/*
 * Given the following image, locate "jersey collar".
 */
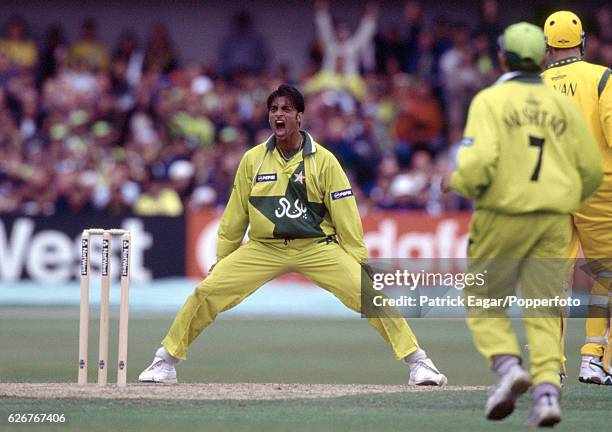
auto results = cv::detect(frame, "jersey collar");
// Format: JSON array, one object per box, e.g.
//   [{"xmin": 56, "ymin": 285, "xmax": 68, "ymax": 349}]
[
  {"xmin": 265, "ymin": 131, "xmax": 317, "ymax": 156},
  {"xmin": 546, "ymin": 57, "xmax": 581, "ymax": 70},
  {"xmin": 495, "ymin": 71, "xmax": 542, "ymax": 85}
]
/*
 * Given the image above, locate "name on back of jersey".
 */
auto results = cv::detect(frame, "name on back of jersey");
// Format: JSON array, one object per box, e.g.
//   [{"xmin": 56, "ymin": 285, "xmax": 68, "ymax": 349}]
[
  {"xmin": 503, "ymin": 101, "xmax": 567, "ymax": 139},
  {"xmin": 551, "ymin": 81, "xmax": 577, "ymax": 96}
]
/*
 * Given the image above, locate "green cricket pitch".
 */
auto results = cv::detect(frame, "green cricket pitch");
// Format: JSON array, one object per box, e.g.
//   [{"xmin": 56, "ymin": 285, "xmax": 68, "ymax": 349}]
[{"xmin": 1, "ymin": 307, "xmax": 610, "ymax": 431}]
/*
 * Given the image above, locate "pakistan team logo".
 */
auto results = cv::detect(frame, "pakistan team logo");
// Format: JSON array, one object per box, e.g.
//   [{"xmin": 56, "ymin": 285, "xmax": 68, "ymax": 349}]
[{"xmin": 275, "ymin": 198, "xmax": 307, "ymax": 219}]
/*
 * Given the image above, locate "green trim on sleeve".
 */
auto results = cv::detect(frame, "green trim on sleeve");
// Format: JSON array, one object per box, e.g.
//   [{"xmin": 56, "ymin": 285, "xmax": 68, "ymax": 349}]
[{"xmin": 598, "ymin": 69, "xmax": 611, "ymax": 99}]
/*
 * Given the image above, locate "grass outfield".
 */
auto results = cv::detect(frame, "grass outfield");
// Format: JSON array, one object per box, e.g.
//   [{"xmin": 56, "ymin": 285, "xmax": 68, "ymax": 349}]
[
  {"xmin": 2, "ymin": 386, "xmax": 611, "ymax": 432},
  {"xmin": 1, "ymin": 307, "xmax": 611, "ymax": 430}
]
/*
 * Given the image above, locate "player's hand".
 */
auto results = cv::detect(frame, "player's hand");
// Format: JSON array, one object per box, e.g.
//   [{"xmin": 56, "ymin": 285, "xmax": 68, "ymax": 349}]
[{"xmin": 440, "ymin": 173, "xmax": 452, "ymax": 193}]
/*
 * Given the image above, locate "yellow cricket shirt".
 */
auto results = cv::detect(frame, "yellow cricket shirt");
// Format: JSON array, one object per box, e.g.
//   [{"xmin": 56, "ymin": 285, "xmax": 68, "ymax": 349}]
[
  {"xmin": 216, "ymin": 131, "xmax": 368, "ymax": 263},
  {"xmin": 451, "ymin": 72, "xmax": 603, "ymax": 214},
  {"xmin": 541, "ymin": 57, "xmax": 612, "ymax": 173},
  {"xmin": 0, "ymin": 40, "xmax": 38, "ymax": 68}
]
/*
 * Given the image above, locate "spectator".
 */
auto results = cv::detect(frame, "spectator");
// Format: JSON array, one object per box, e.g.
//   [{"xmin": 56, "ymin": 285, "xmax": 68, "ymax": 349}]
[
  {"xmin": 67, "ymin": 18, "xmax": 110, "ymax": 73},
  {"xmin": 306, "ymin": 37, "xmax": 324, "ymax": 76},
  {"xmin": 304, "ymin": 0, "xmax": 378, "ymax": 99},
  {"xmin": 93, "ymin": 163, "xmax": 140, "ymax": 215},
  {"xmin": 37, "ymin": 24, "xmax": 68, "ymax": 86},
  {"xmin": 113, "ymin": 30, "xmax": 144, "ymax": 88},
  {"xmin": 432, "ymin": 15, "xmax": 452, "ymax": 58},
  {"xmin": 401, "ymin": 0, "xmax": 423, "ymax": 70},
  {"xmin": 218, "ymin": 11, "xmax": 270, "ymax": 79},
  {"xmin": 370, "ymin": 155, "xmax": 400, "ymax": 208},
  {"xmin": 143, "ymin": 23, "xmax": 179, "ymax": 74},
  {"xmin": 595, "ymin": 5, "xmax": 611, "ymax": 44},
  {"xmin": 0, "ymin": 50, "xmax": 19, "ymax": 90},
  {"xmin": 17, "ymin": 86, "xmax": 39, "ymax": 139},
  {"xmin": 406, "ymin": 30, "xmax": 441, "ymax": 88},
  {"xmin": 0, "ymin": 16, "xmax": 38, "ymax": 70},
  {"xmin": 392, "ymin": 79, "xmax": 444, "ymax": 160},
  {"xmin": 375, "ymin": 25, "xmax": 405, "ymax": 74},
  {"xmin": 167, "ymin": 159, "xmax": 195, "ymax": 203},
  {"xmin": 472, "ymin": 29, "xmax": 497, "ymax": 84},
  {"xmin": 477, "ymin": 0, "xmax": 502, "ymax": 61},
  {"xmin": 387, "ymin": 150, "xmax": 432, "ymax": 210},
  {"xmin": 584, "ymin": 32, "xmax": 603, "ymax": 65},
  {"xmin": 0, "ymin": 180, "xmax": 20, "ymax": 213},
  {"xmin": 54, "ymin": 170, "xmax": 97, "ymax": 214},
  {"xmin": 20, "ymin": 169, "xmax": 58, "ymax": 215},
  {"xmin": 108, "ymin": 56, "xmax": 136, "ymax": 135},
  {"xmin": 207, "ymin": 146, "xmax": 243, "ymax": 204},
  {"xmin": 314, "ymin": 0, "xmax": 379, "ymax": 76},
  {"xmin": 303, "ymin": 61, "xmax": 368, "ymax": 100},
  {"xmin": 188, "ymin": 185, "xmax": 218, "ymax": 211},
  {"xmin": 440, "ymin": 22, "xmax": 483, "ymax": 128},
  {"xmin": 133, "ymin": 173, "xmax": 183, "ymax": 216}
]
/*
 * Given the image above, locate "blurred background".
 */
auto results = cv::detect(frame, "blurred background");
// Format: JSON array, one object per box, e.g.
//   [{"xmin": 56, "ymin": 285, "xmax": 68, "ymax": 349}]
[
  {"xmin": 0, "ymin": 0, "xmax": 609, "ymax": 385},
  {"xmin": 0, "ymin": 0, "xmax": 609, "ymax": 219}
]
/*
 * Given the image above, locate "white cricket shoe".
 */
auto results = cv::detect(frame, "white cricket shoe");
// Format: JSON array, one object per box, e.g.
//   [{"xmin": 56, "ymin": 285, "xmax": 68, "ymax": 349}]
[
  {"xmin": 408, "ymin": 358, "xmax": 447, "ymax": 386},
  {"xmin": 527, "ymin": 393, "xmax": 561, "ymax": 428},
  {"xmin": 485, "ymin": 365, "xmax": 531, "ymax": 420},
  {"xmin": 138, "ymin": 357, "xmax": 178, "ymax": 384},
  {"xmin": 578, "ymin": 355, "xmax": 608, "ymax": 385}
]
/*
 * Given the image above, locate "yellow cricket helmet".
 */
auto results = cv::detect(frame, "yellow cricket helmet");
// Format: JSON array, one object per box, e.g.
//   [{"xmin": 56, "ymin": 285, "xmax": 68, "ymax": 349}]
[{"xmin": 544, "ymin": 11, "xmax": 584, "ymax": 49}]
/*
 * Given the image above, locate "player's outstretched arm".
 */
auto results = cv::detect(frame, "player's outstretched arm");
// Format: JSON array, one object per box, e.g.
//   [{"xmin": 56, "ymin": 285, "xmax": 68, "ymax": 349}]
[
  {"xmin": 216, "ymin": 155, "xmax": 251, "ymax": 261},
  {"xmin": 322, "ymin": 155, "xmax": 368, "ymax": 264},
  {"xmin": 450, "ymin": 92, "xmax": 499, "ymax": 198}
]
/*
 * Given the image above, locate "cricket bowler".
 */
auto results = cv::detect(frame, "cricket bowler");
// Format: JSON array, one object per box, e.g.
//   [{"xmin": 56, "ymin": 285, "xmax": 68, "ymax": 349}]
[
  {"xmin": 541, "ymin": 10, "xmax": 612, "ymax": 386},
  {"xmin": 442, "ymin": 22, "xmax": 602, "ymax": 427},
  {"xmin": 139, "ymin": 84, "xmax": 447, "ymax": 386}
]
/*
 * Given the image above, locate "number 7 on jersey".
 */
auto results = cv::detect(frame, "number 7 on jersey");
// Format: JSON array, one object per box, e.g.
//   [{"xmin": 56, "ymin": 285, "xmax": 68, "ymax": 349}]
[{"xmin": 529, "ymin": 136, "xmax": 545, "ymax": 181}]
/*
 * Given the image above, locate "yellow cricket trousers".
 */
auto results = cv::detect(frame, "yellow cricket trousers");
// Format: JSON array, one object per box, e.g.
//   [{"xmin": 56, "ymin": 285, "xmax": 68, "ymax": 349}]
[
  {"xmin": 465, "ymin": 210, "xmax": 571, "ymax": 387},
  {"xmin": 162, "ymin": 238, "xmax": 419, "ymax": 361},
  {"xmin": 568, "ymin": 175, "xmax": 612, "ymax": 366}
]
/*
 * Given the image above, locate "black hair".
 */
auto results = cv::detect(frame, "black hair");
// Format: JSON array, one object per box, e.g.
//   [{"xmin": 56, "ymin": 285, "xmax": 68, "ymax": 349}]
[
  {"xmin": 266, "ymin": 84, "xmax": 305, "ymax": 113},
  {"xmin": 503, "ymin": 51, "xmax": 542, "ymax": 73}
]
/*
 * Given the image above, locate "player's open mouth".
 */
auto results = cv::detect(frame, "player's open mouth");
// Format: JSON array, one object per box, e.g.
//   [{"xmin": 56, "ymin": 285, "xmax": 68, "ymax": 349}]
[{"xmin": 275, "ymin": 120, "xmax": 285, "ymax": 131}]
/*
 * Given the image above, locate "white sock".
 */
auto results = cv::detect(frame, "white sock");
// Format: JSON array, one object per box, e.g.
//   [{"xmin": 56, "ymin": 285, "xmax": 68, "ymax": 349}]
[
  {"xmin": 403, "ymin": 348, "xmax": 427, "ymax": 365},
  {"xmin": 155, "ymin": 346, "xmax": 181, "ymax": 365}
]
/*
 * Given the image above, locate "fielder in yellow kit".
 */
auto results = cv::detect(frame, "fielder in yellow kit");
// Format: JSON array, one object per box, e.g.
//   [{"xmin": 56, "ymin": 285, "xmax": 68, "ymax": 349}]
[
  {"xmin": 443, "ymin": 23, "xmax": 602, "ymax": 427},
  {"xmin": 541, "ymin": 10, "xmax": 612, "ymax": 385},
  {"xmin": 139, "ymin": 84, "xmax": 447, "ymax": 386}
]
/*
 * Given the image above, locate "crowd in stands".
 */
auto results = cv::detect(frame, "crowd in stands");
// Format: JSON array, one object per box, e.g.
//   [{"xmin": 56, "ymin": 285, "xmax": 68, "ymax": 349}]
[{"xmin": 0, "ymin": 1, "xmax": 610, "ymax": 216}]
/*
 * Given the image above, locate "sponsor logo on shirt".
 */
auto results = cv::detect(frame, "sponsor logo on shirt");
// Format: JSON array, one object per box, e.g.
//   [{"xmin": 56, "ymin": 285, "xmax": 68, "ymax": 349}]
[
  {"xmin": 331, "ymin": 189, "xmax": 353, "ymax": 200},
  {"xmin": 256, "ymin": 173, "xmax": 277, "ymax": 182}
]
